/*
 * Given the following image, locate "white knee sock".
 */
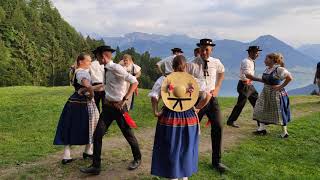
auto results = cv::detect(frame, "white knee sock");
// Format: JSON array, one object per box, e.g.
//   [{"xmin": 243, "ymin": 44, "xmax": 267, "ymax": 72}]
[
  {"xmin": 182, "ymin": 177, "xmax": 188, "ymax": 180},
  {"xmin": 84, "ymin": 144, "xmax": 93, "ymax": 155},
  {"xmin": 63, "ymin": 145, "xmax": 72, "ymax": 159},
  {"xmin": 257, "ymin": 123, "xmax": 266, "ymax": 131}
]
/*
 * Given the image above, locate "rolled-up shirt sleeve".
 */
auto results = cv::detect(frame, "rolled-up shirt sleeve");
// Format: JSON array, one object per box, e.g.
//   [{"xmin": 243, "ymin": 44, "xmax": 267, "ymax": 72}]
[
  {"xmin": 242, "ymin": 61, "xmax": 251, "ymax": 75},
  {"xmin": 148, "ymin": 76, "xmax": 165, "ymax": 100},
  {"xmin": 114, "ymin": 64, "xmax": 138, "ymax": 84},
  {"xmin": 156, "ymin": 58, "xmax": 165, "ymax": 66},
  {"xmin": 217, "ymin": 60, "xmax": 225, "ymax": 73}
]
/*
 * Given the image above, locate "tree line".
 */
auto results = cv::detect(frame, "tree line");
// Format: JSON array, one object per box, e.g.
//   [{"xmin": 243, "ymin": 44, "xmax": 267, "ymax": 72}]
[{"xmin": 0, "ymin": 0, "xmax": 160, "ymax": 88}]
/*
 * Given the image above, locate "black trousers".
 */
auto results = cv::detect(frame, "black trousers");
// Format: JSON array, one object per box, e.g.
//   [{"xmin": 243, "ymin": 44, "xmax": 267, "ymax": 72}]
[
  {"xmin": 227, "ymin": 81, "xmax": 258, "ymax": 123},
  {"xmin": 198, "ymin": 97, "xmax": 223, "ymax": 166},
  {"xmin": 92, "ymin": 104, "xmax": 141, "ymax": 168},
  {"xmin": 93, "ymin": 91, "xmax": 105, "ymax": 112}
]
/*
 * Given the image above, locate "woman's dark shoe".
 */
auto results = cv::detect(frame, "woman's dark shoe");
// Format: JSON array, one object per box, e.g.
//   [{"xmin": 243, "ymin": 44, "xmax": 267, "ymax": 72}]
[
  {"xmin": 128, "ymin": 159, "xmax": 141, "ymax": 170},
  {"xmin": 61, "ymin": 159, "xmax": 73, "ymax": 165},
  {"xmin": 253, "ymin": 129, "xmax": 267, "ymax": 135},
  {"xmin": 80, "ymin": 165, "xmax": 101, "ymax": 175},
  {"xmin": 83, "ymin": 153, "xmax": 94, "ymax": 159},
  {"xmin": 280, "ymin": 133, "xmax": 289, "ymax": 138}
]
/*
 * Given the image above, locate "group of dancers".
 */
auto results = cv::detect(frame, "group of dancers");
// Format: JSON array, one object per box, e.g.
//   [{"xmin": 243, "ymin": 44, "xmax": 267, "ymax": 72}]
[{"xmin": 53, "ymin": 38, "xmax": 293, "ymax": 179}]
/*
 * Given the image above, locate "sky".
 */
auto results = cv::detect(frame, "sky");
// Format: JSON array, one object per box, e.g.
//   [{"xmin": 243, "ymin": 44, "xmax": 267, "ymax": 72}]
[{"xmin": 51, "ymin": 0, "xmax": 320, "ymax": 47}]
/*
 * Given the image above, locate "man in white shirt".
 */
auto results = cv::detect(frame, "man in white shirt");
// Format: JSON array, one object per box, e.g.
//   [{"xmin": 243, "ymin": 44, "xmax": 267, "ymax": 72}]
[
  {"xmin": 81, "ymin": 45, "xmax": 141, "ymax": 175},
  {"xmin": 156, "ymin": 48, "xmax": 183, "ymax": 76},
  {"xmin": 227, "ymin": 46, "xmax": 261, "ymax": 128},
  {"xmin": 89, "ymin": 49, "xmax": 105, "ymax": 112},
  {"xmin": 187, "ymin": 38, "xmax": 228, "ymax": 173}
]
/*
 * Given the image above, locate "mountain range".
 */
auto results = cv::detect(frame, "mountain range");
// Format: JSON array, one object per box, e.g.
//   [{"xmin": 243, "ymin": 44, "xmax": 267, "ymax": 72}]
[
  {"xmin": 103, "ymin": 32, "xmax": 317, "ymax": 70},
  {"xmin": 103, "ymin": 32, "xmax": 318, "ymax": 95}
]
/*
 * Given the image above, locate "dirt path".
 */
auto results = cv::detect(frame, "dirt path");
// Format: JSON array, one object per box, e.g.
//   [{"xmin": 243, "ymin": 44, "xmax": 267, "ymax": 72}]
[{"xmin": 1, "ymin": 97, "xmax": 319, "ymax": 180}]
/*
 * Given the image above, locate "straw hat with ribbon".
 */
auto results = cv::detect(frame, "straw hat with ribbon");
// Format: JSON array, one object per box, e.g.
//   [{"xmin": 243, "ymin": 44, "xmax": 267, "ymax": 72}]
[{"xmin": 161, "ymin": 72, "xmax": 200, "ymax": 112}]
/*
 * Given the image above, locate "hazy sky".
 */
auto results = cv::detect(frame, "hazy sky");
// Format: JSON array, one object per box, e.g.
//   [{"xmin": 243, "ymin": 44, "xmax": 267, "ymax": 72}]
[{"xmin": 51, "ymin": 0, "xmax": 320, "ymax": 47}]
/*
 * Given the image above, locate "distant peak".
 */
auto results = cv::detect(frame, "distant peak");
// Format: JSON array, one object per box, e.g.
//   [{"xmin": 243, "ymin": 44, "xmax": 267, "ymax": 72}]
[{"xmin": 256, "ymin": 35, "xmax": 279, "ymax": 41}]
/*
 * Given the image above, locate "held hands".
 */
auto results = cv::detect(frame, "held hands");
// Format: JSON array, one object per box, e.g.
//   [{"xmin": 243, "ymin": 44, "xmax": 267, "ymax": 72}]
[
  {"xmin": 114, "ymin": 100, "xmax": 126, "ymax": 111},
  {"xmin": 78, "ymin": 88, "xmax": 94, "ymax": 100},
  {"xmin": 78, "ymin": 88, "xmax": 86, "ymax": 95},
  {"xmin": 210, "ymin": 89, "xmax": 219, "ymax": 97},
  {"xmin": 154, "ymin": 110, "xmax": 163, "ymax": 117}
]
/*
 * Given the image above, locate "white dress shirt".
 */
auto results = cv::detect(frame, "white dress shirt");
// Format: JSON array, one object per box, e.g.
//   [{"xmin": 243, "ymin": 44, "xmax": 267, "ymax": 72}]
[
  {"xmin": 239, "ymin": 57, "xmax": 255, "ymax": 81},
  {"xmin": 104, "ymin": 61, "xmax": 138, "ymax": 102},
  {"xmin": 187, "ymin": 57, "xmax": 225, "ymax": 93},
  {"xmin": 156, "ymin": 55, "xmax": 176, "ymax": 74},
  {"xmin": 89, "ymin": 60, "xmax": 105, "ymax": 84}
]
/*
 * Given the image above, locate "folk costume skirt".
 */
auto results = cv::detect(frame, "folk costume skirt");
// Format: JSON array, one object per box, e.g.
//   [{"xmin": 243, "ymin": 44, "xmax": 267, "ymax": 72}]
[
  {"xmin": 253, "ymin": 85, "xmax": 291, "ymax": 125},
  {"xmin": 53, "ymin": 92, "xmax": 99, "ymax": 145},
  {"xmin": 151, "ymin": 108, "xmax": 199, "ymax": 178}
]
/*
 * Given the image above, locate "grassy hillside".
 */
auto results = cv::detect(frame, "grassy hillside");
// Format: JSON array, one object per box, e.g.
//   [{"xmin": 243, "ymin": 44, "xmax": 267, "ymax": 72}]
[{"xmin": 0, "ymin": 86, "xmax": 319, "ymax": 179}]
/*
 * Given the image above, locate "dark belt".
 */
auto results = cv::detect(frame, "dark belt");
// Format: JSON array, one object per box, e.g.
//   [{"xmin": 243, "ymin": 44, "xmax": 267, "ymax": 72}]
[
  {"xmin": 103, "ymin": 99, "xmax": 119, "ymax": 107},
  {"xmin": 92, "ymin": 82, "xmax": 103, "ymax": 86}
]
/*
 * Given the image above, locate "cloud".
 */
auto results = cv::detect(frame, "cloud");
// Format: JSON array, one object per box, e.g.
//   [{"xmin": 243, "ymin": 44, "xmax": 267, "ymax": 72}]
[{"xmin": 51, "ymin": 0, "xmax": 320, "ymax": 46}]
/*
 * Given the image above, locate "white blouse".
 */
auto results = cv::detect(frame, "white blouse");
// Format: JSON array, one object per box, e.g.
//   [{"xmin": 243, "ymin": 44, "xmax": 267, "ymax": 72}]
[
  {"xmin": 264, "ymin": 65, "xmax": 291, "ymax": 80},
  {"xmin": 76, "ymin": 68, "xmax": 91, "ymax": 85}
]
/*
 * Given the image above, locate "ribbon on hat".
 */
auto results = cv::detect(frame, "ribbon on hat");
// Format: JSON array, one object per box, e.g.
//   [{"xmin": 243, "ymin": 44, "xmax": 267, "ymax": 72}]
[{"xmin": 167, "ymin": 97, "xmax": 192, "ymax": 110}]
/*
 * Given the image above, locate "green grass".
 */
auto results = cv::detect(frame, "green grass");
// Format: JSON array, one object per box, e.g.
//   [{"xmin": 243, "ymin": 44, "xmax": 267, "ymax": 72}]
[
  {"xmin": 0, "ymin": 86, "xmax": 154, "ymax": 167},
  {"xmin": 0, "ymin": 86, "xmax": 319, "ymax": 179},
  {"xmin": 191, "ymin": 111, "xmax": 320, "ymax": 179},
  {"xmin": 0, "ymin": 86, "xmax": 236, "ymax": 168}
]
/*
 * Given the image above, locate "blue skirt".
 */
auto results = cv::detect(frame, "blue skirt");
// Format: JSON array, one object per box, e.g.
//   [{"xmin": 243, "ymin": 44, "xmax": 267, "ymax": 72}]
[
  {"xmin": 279, "ymin": 90, "xmax": 291, "ymax": 125},
  {"xmin": 151, "ymin": 108, "xmax": 199, "ymax": 178},
  {"xmin": 53, "ymin": 92, "xmax": 90, "ymax": 145}
]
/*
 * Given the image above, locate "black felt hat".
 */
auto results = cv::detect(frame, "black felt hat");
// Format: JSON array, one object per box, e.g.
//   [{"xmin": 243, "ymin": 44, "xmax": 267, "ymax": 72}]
[
  {"xmin": 171, "ymin": 48, "xmax": 183, "ymax": 53},
  {"xmin": 197, "ymin": 38, "xmax": 216, "ymax": 47},
  {"xmin": 95, "ymin": 45, "xmax": 116, "ymax": 54},
  {"xmin": 246, "ymin": 46, "xmax": 262, "ymax": 52}
]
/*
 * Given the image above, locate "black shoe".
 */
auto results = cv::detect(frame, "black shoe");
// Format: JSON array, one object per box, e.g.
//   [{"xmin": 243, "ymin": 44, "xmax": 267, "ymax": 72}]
[
  {"xmin": 83, "ymin": 153, "xmax": 94, "ymax": 160},
  {"xmin": 128, "ymin": 159, "xmax": 141, "ymax": 170},
  {"xmin": 61, "ymin": 159, "xmax": 73, "ymax": 165},
  {"xmin": 280, "ymin": 133, "xmax": 289, "ymax": 138},
  {"xmin": 227, "ymin": 121, "xmax": 240, "ymax": 128},
  {"xmin": 253, "ymin": 130, "xmax": 267, "ymax": 135},
  {"xmin": 213, "ymin": 163, "xmax": 229, "ymax": 173},
  {"xmin": 80, "ymin": 165, "xmax": 101, "ymax": 175}
]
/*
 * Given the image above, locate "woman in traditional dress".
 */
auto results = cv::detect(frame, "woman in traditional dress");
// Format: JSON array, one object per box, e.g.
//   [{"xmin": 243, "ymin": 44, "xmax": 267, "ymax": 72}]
[
  {"xmin": 149, "ymin": 55, "xmax": 211, "ymax": 180},
  {"xmin": 119, "ymin": 54, "xmax": 141, "ymax": 110},
  {"xmin": 249, "ymin": 53, "xmax": 293, "ymax": 138},
  {"xmin": 53, "ymin": 53, "xmax": 101, "ymax": 164}
]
